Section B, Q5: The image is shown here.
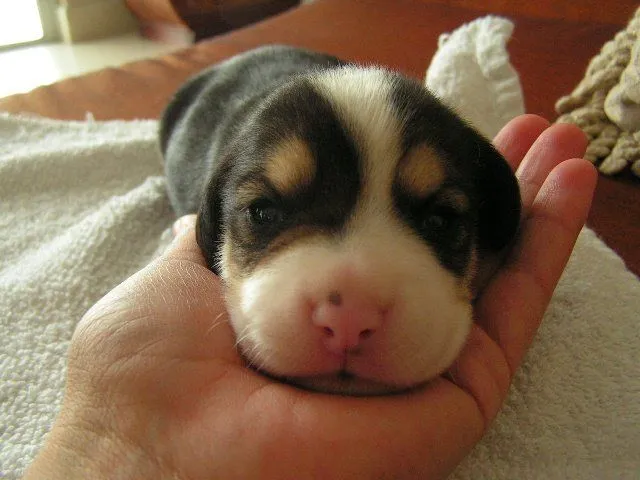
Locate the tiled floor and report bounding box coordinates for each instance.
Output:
[0,33,191,99]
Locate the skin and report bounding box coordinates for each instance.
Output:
[23,115,595,480]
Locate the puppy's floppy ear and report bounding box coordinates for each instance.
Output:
[473,140,521,251]
[196,171,226,275]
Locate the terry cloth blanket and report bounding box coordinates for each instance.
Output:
[1,17,639,480]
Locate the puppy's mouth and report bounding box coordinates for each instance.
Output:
[238,342,422,396]
[263,369,417,396]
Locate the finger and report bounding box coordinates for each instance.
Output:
[474,120,587,295]
[476,158,597,373]
[446,323,512,425]
[516,123,588,214]
[493,114,550,170]
[286,377,485,479]
[163,214,207,266]
[173,214,197,237]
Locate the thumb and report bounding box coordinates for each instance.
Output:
[163,214,208,266]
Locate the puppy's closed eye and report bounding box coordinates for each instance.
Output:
[420,204,468,243]
[161,45,520,395]
[247,198,286,227]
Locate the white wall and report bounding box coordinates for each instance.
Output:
[57,0,138,42]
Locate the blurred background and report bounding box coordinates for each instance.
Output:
[1,0,636,99]
[0,0,301,98]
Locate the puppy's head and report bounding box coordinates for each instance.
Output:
[197,67,520,395]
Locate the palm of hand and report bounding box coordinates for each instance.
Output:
[62,115,594,479]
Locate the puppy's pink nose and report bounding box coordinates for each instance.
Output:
[312,290,385,354]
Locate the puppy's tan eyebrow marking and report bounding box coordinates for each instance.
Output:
[264,137,316,196]
[236,180,268,207]
[397,144,446,199]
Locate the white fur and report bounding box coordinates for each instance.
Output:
[224,69,472,394]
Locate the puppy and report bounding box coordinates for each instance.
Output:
[160,45,521,396]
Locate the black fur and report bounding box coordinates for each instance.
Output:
[211,78,362,275]
[161,45,344,216]
[389,74,520,253]
[388,73,521,274]
[161,46,345,273]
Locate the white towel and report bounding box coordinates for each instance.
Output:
[1,18,639,479]
[0,115,175,477]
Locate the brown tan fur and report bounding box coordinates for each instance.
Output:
[264,137,316,196]
[236,180,269,209]
[396,144,446,199]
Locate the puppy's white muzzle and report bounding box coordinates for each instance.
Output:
[224,212,472,395]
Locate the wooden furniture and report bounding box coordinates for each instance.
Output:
[125,0,299,39]
[1,0,637,275]
[423,0,638,24]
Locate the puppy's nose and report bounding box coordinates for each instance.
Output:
[312,289,386,354]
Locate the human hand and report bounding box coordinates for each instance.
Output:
[23,115,595,480]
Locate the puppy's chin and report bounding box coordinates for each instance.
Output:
[269,372,424,397]
[236,339,426,396]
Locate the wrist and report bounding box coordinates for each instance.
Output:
[23,410,164,480]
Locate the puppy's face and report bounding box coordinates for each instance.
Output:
[197,68,520,395]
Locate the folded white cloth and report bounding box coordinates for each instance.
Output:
[1,18,638,479]
[425,16,525,139]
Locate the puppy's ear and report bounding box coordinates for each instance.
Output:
[196,173,225,275]
[159,72,211,155]
[473,141,521,251]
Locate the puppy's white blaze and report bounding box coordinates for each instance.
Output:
[315,68,471,382]
[313,67,403,205]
